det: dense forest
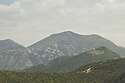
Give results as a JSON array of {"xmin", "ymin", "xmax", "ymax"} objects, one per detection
[{"xmin": 0, "ymin": 58, "xmax": 125, "ymax": 83}]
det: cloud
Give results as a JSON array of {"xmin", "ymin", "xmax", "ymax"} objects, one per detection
[{"xmin": 0, "ymin": 0, "xmax": 125, "ymax": 46}]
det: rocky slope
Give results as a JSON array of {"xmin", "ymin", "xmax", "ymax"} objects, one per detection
[
  {"xmin": 29, "ymin": 31, "xmax": 125, "ymax": 64},
  {"xmin": 0, "ymin": 39, "xmax": 32, "ymax": 70},
  {"xmin": 24, "ymin": 47, "xmax": 120, "ymax": 72}
]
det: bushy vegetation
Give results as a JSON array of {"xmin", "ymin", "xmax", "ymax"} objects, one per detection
[
  {"xmin": 1, "ymin": 58, "xmax": 125, "ymax": 83},
  {"xmin": 0, "ymin": 70, "xmax": 124, "ymax": 83}
]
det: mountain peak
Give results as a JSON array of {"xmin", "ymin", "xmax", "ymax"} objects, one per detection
[
  {"xmin": 0, "ymin": 39, "xmax": 16, "ymax": 44},
  {"xmin": 62, "ymin": 31, "xmax": 76, "ymax": 34},
  {"xmin": 51, "ymin": 31, "xmax": 80, "ymax": 37},
  {"xmin": 0, "ymin": 39, "xmax": 25, "ymax": 50},
  {"xmin": 87, "ymin": 46, "xmax": 120, "ymax": 58},
  {"xmin": 1, "ymin": 39, "xmax": 13, "ymax": 42}
]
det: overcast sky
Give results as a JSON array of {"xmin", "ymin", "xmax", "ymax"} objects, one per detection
[{"xmin": 0, "ymin": 0, "xmax": 125, "ymax": 46}]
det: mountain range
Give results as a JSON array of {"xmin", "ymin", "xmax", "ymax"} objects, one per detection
[
  {"xmin": 24, "ymin": 46, "xmax": 120, "ymax": 72},
  {"xmin": 0, "ymin": 31, "xmax": 125, "ymax": 70}
]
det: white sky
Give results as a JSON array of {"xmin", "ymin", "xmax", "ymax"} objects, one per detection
[{"xmin": 0, "ymin": 0, "xmax": 125, "ymax": 47}]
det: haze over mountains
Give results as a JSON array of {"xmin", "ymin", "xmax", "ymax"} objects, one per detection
[{"xmin": 0, "ymin": 31, "xmax": 124, "ymax": 70}]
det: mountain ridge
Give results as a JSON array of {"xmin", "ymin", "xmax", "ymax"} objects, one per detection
[
  {"xmin": 0, "ymin": 31, "xmax": 125, "ymax": 70},
  {"xmin": 0, "ymin": 39, "xmax": 25, "ymax": 50},
  {"xmin": 27, "ymin": 31, "xmax": 125, "ymax": 65},
  {"xmin": 24, "ymin": 46, "xmax": 120, "ymax": 72}
]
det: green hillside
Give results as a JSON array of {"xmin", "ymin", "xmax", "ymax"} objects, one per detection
[
  {"xmin": 24, "ymin": 46, "xmax": 120, "ymax": 72},
  {"xmin": 0, "ymin": 58, "xmax": 125, "ymax": 83}
]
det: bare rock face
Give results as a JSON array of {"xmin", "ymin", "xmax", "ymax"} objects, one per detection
[{"xmin": 0, "ymin": 39, "xmax": 32, "ymax": 70}]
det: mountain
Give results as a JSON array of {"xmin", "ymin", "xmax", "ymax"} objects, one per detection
[
  {"xmin": 0, "ymin": 39, "xmax": 25, "ymax": 50},
  {"xmin": 24, "ymin": 46, "xmax": 120, "ymax": 72},
  {"xmin": 0, "ymin": 58, "xmax": 125, "ymax": 83},
  {"xmin": 0, "ymin": 39, "xmax": 34, "ymax": 70},
  {"xmin": 28, "ymin": 31, "xmax": 125, "ymax": 64},
  {"xmin": 0, "ymin": 31, "xmax": 125, "ymax": 70}
]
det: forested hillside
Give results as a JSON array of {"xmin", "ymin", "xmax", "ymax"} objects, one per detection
[{"xmin": 0, "ymin": 58, "xmax": 125, "ymax": 83}]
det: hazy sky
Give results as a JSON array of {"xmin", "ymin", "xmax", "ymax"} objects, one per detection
[{"xmin": 0, "ymin": 0, "xmax": 125, "ymax": 46}]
